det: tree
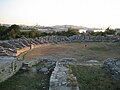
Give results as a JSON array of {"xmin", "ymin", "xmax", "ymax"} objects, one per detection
[
  {"xmin": 89, "ymin": 31, "xmax": 105, "ymax": 36},
  {"xmin": 0, "ymin": 26, "xmax": 8, "ymax": 39},
  {"xmin": 66, "ymin": 28, "xmax": 79, "ymax": 36},
  {"xmin": 105, "ymin": 27, "xmax": 116, "ymax": 35},
  {"xmin": 6, "ymin": 24, "xmax": 21, "ymax": 38},
  {"xmin": 28, "ymin": 30, "xmax": 41, "ymax": 38},
  {"xmin": 29, "ymin": 30, "xmax": 36, "ymax": 38}
]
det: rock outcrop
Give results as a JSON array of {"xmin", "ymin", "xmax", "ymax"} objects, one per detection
[
  {"xmin": 0, "ymin": 56, "xmax": 22, "ymax": 83},
  {"xmin": 103, "ymin": 58, "xmax": 120, "ymax": 80}
]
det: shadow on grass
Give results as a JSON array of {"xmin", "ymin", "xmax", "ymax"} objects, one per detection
[{"xmin": 0, "ymin": 67, "xmax": 50, "ymax": 90}]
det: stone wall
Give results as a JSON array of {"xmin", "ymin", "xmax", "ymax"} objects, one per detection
[
  {"xmin": 103, "ymin": 58, "xmax": 120, "ymax": 80},
  {"xmin": 49, "ymin": 60, "xmax": 79, "ymax": 90},
  {"xmin": 32, "ymin": 43, "xmax": 50, "ymax": 49},
  {"xmin": 0, "ymin": 56, "xmax": 22, "ymax": 83},
  {"xmin": 69, "ymin": 35, "xmax": 119, "ymax": 42},
  {"xmin": 0, "ymin": 35, "xmax": 120, "ymax": 57},
  {"xmin": 16, "ymin": 47, "xmax": 30, "ymax": 56},
  {"xmin": 16, "ymin": 44, "xmax": 50, "ymax": 56}
]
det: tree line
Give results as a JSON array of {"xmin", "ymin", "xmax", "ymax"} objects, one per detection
[
  {"xmin": 0, "ymin": 24, "xmax": 79, "ymax": 40},
  {"xmin": 0, "ymin": 24, "xmax": 119, "ymax": 40},
  {"xmin": 87, "ymin": 27, "xmax": 117, "ymax": 36}
]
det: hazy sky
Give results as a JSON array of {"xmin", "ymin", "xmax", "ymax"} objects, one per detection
[{"xmin": 0, "ymin": 0, "xmax": 120, "ymax": 28}]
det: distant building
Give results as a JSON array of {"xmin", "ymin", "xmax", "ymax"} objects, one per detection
[
  {"xmin": 79, "ymin": 29, "xmax": 105, "ymax": 33},
  {"xmin": 79, "ymin": 29, "xmax": 94, "ymax": 33},
  {"xmin": 79, "ymin": 29, "xmax": 87, "ymax": 33},
  {"xmin": 38, "ymin": 27, "xmax": 68, "ymax": 33},
  {"xmin": 20, "ymin": 30, "xmax": 32, "ymax": 32},
  {"xmin": 93, "ymin": 29, "xmax": 105, "ymax": 32}
]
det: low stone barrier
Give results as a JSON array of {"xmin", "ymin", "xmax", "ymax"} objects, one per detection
[
  {"xmin": 0, "ymin": 35, "xmax": 120, "ymax": 57},
  {"xmin": 16, "ymin": 47, "xmax": 30, "ymax": 56},
  {"xmin": 49, "ymin": 60, "xmax": 79, "ymax": 90},
  {"xmin": 103, "ymin": 58, "xmax": 120, "ymax": 80},
  {"xmin": 16, "ymin": 43, "xmax": 51, "ymax": 57}
]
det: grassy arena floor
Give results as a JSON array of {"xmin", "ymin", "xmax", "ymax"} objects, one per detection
[{"xmin": 24, "ymin": 42, "xmax": 120, "ymax": 63}]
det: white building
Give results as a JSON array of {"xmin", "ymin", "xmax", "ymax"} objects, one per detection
[
  {"xmin": 93, "ymin": 29, "xmax": 105, "ymax": 32},
  {"xmin": 79, "ymin": 29, "xmax": 87, "ymax": 33},
  {"xmin": 79, "ymin": 29, "xmax": 105, "ymax": 33},
  {"xmin": 38, "ymin": 28, "xmax": 68, "ymax": 33}
]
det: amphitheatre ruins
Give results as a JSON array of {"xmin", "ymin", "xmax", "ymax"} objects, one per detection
[{"xmin": 0, "ymin": 35, "xmax": 120, "ymax": 90}]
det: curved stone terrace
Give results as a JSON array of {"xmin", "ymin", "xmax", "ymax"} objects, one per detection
[{"xmin": 0, "ymin": 35, "xmax": 120, "ymax": 90}]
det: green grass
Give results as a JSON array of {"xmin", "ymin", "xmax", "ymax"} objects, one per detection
[
  {"xmin": 88, "ymin": 46, "xmax": 109, "ymax": 52},
  {"xmin": 71, "ymin": 65, "xmax": 120, "ymax": 90},
  {"xmin": 0, "ymin": 65, "xmax": 50, "ymax": 90},
  {"xmin": 87, "ymin": 42, "xmax": 120, "ymax": 52}
]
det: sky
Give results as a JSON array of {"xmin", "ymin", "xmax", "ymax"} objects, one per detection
[{"xmin": 0, "ymin": 0, "xmax": 120, "ymax": 28}]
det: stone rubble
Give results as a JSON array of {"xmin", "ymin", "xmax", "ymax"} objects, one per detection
[
  {"xmin": 49, "ymin": 58, "xmax": 79, "ymax": 90},
  {"xmin": 103, "ymin": 58, "xmax": 120, "ymax": 80},
  {"xmin": 21, "ymin": 58, "xmax": 56, "ymax": 75},
  {"xmin": 0, "ymin": 56, "xmax": 22, "ymax": 83}
]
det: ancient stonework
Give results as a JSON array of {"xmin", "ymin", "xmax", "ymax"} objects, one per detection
[
  {"xmin": 0, "ymin": 35, "xmax": 119, "ymax": 57},
  {"xmin": 0, "ymin": 35, "xmax": 120, "ymax": 83},
  {"xmin": 103, "ymin": 58, "xmax": 120, "ymax": 80},
  {"xmin": 49, "ymin": 59, "xmax": 79, "ymax": 90},
  {"xmin": 0, "ymin": 56, "xmax": 22, "ymax": 83}
]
